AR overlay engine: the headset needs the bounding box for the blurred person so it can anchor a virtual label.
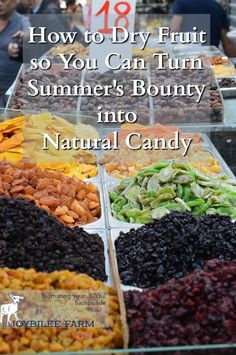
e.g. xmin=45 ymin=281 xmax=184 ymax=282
xmin=32 ymin=0 xmax=61 ymax=14
xmin=65 ymin=1 xmax=84 ymax=26
xmin=65 ymin=0 xmax=77 ymax=13
xmin=17 ymin=0 xmax=36 ymax=14
xmin=0 ymin=0 xmax=30 ymax=107
xmin=65 ymin=0 xmax=83 ymax=23
xmin=170 ymin=0 xmax=236 ymax=57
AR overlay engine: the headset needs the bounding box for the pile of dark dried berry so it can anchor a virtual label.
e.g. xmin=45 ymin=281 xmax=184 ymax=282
xmin=115 ymin=212 xmax=236 ymax=288
xmin=125 ymin=259 xmax=236 ymax=348
xmin=0 ymin=197 xmax=107 ymax=281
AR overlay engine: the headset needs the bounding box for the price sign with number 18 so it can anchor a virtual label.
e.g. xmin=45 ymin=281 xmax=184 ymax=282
xmin=90 ymin=0 xmax=136 ymax=72
xmin=96 ymin=1 xmax=132 ymax=34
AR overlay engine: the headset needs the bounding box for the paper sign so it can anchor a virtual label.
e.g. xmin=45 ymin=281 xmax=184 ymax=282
xmin=90 ymin=0 xmax=136 ymax=72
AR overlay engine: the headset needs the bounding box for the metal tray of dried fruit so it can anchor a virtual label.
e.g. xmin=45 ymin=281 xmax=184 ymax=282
xmin=104 ymin=145 xmax=236 ymax=229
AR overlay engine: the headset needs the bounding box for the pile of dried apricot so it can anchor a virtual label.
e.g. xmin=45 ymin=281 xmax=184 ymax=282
xmin=0 ymin=160 xmax=100 ymax=226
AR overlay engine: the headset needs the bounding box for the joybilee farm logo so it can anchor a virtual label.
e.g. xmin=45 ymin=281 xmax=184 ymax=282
xmin=0 ymin=291 xmax=108 ymax=328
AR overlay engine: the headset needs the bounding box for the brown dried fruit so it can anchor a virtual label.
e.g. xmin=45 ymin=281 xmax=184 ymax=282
xmin=0 ymin=161 xmax=101 ymax=226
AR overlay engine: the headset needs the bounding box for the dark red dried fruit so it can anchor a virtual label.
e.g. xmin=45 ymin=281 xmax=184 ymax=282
xmin=125 ymin=259 xmax=236 ymax=349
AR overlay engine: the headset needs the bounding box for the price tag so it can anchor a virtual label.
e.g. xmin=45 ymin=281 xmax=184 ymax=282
xmin=90 ymin=0 xmax=136 ymax=73
xmin=93 ymin=0 xmax=134 ymax=34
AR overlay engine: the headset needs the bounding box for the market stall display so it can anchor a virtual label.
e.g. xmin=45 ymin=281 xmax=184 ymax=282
xmin=0 ymin=44 xmax=236 ymax=355
xmin=0 ymin=111 xmax=234 ymax=353
xmin=0 ymin=13 xmax=236 ymax=353
xmin=0 ymin=268 xmax=122 ymax=353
